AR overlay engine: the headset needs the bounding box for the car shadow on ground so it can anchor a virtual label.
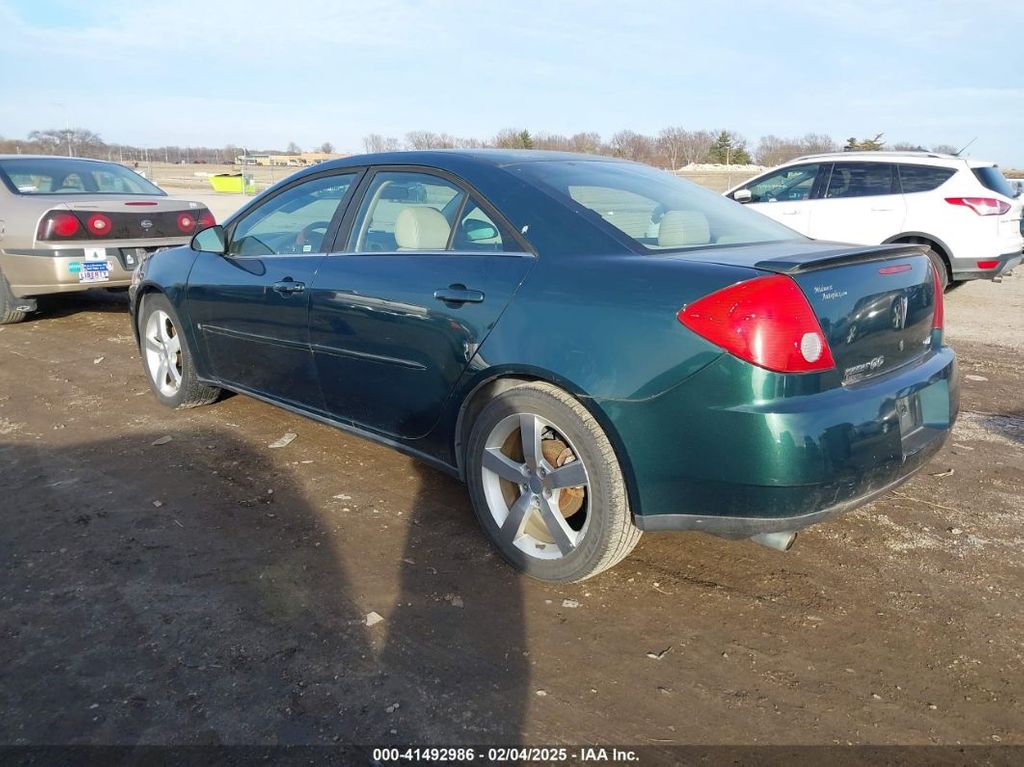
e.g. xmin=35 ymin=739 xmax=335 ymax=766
xmin=21 ymin=289 xmax=135 ymax=326
xmin=0 ymin=430 xmax=529 ymax=745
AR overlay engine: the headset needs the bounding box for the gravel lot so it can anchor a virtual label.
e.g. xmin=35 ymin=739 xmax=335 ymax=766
xmin=1 ymin=260 xmax=1021 ymax=748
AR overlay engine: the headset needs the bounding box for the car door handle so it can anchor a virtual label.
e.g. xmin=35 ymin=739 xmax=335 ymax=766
xmin=871 ymin=207 xmax=894 ymax=212
xmin=434 ymin=285 xmax=484 ymax=304
xmin=272 ymin=279 xmax=306 ymax=296
xmin=780 ymin=209 xmax=801 ymax=215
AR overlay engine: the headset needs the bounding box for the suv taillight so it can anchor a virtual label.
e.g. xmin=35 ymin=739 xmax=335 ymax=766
xmin=677 ymin=275 xmax=835 ymax=374
xmin=945 ymin=197 xmax=1011 ymax=216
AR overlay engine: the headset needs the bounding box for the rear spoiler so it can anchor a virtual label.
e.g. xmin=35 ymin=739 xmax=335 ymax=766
xmin=754 ymin=243 xmax=929 ymax=274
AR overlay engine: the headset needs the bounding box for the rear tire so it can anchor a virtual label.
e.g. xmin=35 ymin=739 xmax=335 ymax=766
xmin=0 ymin=269 xmax=27 ymax=325
xmin=465 ymin=381 xmax=641 ymax=582
xmin=138 ymin=292 xmax=220 ymax=409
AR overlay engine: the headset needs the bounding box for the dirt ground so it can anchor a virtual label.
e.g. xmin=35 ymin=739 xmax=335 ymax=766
xmin=1 ymin=269 xmax=1022 ymax=750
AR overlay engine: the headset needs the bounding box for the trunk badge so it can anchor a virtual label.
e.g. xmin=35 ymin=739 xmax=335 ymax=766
xmin=140 ymin=219 xmax=153 ymax=230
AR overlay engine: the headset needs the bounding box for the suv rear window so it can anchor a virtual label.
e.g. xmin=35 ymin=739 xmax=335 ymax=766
xmin=972 ymin=166 xmax=1016 ymax=198
xmin=898 ymin=164 xmax=955 ymax=193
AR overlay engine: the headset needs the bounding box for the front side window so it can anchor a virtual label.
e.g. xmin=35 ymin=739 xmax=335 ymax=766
xmin=518 ymin=160 xmax=801 ymax=251
xmin=348 ymin=171 xmax=466 ymax=252
xmin=825 ymin=162 xmax=896 ymax=198
xmin=745 ymin=164 xmax=824 ymax=203
xmin=0 ymin=158 xmax=165 ymax=196
xmin=228 ymin=173 xmax=356 ymax=256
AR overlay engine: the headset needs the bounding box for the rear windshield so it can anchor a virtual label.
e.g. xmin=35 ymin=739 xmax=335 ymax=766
xmin=972 ymin=166 xmax=1016 ymax=198
xmin=0 ymin=158 xmax=165 ymax=196
xmin=517 ymin=160 xmax=802 ymax=251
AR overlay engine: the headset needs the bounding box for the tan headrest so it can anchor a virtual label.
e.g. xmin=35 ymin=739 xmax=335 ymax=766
xmin=395 ymin=207 xmax=450 ymax=250
xmin=658 ymin=210 xmax=710 ymax=247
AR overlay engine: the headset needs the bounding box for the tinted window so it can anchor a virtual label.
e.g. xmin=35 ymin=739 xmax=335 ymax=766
xmin=349 ymin=171 xmax=465 ymax=252
xmin=972 ymin=166 xmax=1016 ymax=198
xmin=898 ymin=164 xmax=955 ymax=193
xmin=518 ymin=160 xmax=801 ymax=251
xmin=825 ymin=162 xmax=896 ymax=198
xmin=744 ymin=164 xmax=822 ymax=203
xmin=0 ymin=158 xmax=165 ymax=195
xmin=228 ymin=173 xmax=355 ymax=256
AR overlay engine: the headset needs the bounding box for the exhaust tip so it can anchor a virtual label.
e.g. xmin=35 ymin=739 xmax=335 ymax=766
xmin=750 ymin=531 xmax=798 ymax=551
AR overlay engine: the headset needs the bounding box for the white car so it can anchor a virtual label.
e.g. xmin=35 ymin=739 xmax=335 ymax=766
xmin=725 ymin=151 xmax=1024 ymax=288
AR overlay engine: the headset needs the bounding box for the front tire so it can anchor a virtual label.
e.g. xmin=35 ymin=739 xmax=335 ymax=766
xmin=465 ymin=382 xmax=641 ymax=582
xmin=138 ymin=292 xmax=220 ymax=409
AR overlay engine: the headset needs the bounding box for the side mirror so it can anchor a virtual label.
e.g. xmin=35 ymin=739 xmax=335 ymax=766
xmin=191 ymin=224 xmax=227 ymax=254
xmin=733 ymin=189 xmax=753 ymax=204
xmin=463 ymin=218 xmax=499 ymax=242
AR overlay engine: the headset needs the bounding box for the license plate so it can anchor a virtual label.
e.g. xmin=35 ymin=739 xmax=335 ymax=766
xmin=896 ymin=393 xmax=923 ymax=438
xmin=79 ymin=260 xmax=112 ymax=283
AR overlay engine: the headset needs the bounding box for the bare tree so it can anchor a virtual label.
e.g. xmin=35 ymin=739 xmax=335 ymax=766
xmin=319 ymin=141 xmax=335 ymax=154
xmin=657 ymin=126 xmax=690 ymax=169
xmin=286 ymin=141 xmax=301 ymax=154
xmin=363 ymin=134 xmax=402 ymax=153
xmin=568 ymin=132 xmax=603 ymax=154
xmin=931 ymin=143 xmax=958 ymax=155
xmin=404 ymin=131 xmax=445 ymax=149
xmin=800 ymin=133 xmax=836 ymax=155
xmin=492 ymin=128 xmax=532 ymax=149
xmin=677 ymin=129 xmax=715 ymax=166
xmin=610 ymin=130 xmax=654 ymax=163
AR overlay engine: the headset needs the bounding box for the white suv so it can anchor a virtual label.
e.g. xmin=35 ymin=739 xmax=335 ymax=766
xmin=725 ymin=151 xmax=1024 ymax=288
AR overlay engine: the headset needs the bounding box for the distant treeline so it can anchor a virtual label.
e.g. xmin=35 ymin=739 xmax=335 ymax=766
xmin=1 ymin=127 xmax=960 ymax=170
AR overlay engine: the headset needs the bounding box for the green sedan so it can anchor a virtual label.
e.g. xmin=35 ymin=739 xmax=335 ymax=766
xmin=129 ymin=150 xmax=958 ymax=582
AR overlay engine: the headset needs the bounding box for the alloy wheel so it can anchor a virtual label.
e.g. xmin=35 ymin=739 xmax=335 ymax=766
xmin=479 ymin=412 xmax=591 ymax=560
xmin=144 ymin=309 xmax=183 ymax=397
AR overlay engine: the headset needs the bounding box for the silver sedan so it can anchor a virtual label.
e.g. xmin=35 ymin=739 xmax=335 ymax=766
xmin=0 ymin=155 xmax=215 ymax=323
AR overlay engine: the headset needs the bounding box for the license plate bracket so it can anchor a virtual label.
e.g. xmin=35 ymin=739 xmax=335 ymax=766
xmin=78 ymin=260 xmax=111 ymax=284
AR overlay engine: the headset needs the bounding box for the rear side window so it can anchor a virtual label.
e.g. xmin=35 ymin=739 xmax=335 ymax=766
xmin=972 ymin=166 xmax=1016 ymax=198
xmin=898 ymin=164 xmax=955 ymax=193
xmin=825 ymin=163 xmax=897 ymax=198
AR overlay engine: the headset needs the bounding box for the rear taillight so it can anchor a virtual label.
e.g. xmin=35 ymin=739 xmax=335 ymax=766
xmin=197 ymin=210 xmax=216 ymax=229
xmin=176 ymin=213 xmax=196 ymax=234
xmin=931 ymin=263 xmax=944 ymax=331
xmin=86 ymin=213 xmax=112 ymax=237
xmin=945 ymin=197 xmax=1011 ymax=216
xmin=677 ymin=275 xmax=835 ymax=374
xmin=976 ymin=260 xmax=1000 ymax=270
xmin=37 ymin=211 xmax=82 ymax=240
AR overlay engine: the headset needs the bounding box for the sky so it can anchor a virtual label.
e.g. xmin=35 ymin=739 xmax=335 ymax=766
xmin=1 ymin=0 xmax=1022 ymax=165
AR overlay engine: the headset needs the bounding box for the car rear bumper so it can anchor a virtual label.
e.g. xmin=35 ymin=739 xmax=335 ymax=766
xmin=0 ymin=242 xmax=184 ymax=298
xmin=597 ymin=345 xmax=959 ymax=536
xmin=950 ymin=249 xmax=1022 ymax=281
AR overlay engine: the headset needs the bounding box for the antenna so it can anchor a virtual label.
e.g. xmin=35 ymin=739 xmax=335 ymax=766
xmin=953 ymin=137 xmax=977 ymax=156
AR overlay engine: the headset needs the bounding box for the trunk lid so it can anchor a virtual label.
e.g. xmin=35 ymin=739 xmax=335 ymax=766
xmin=671 ymin=242 xmax=939 ymax=383
xmin=754 ymin=244 xmax=936 ymax=383
xmin=41 ymin=196 xmax=212 ymax=241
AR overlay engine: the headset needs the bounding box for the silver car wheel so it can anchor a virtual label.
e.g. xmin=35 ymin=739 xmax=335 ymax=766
xmin=143 ymin=309 xmax=183 ymax=397
xmin=480 ymin=412 xmax=591 ymax=560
